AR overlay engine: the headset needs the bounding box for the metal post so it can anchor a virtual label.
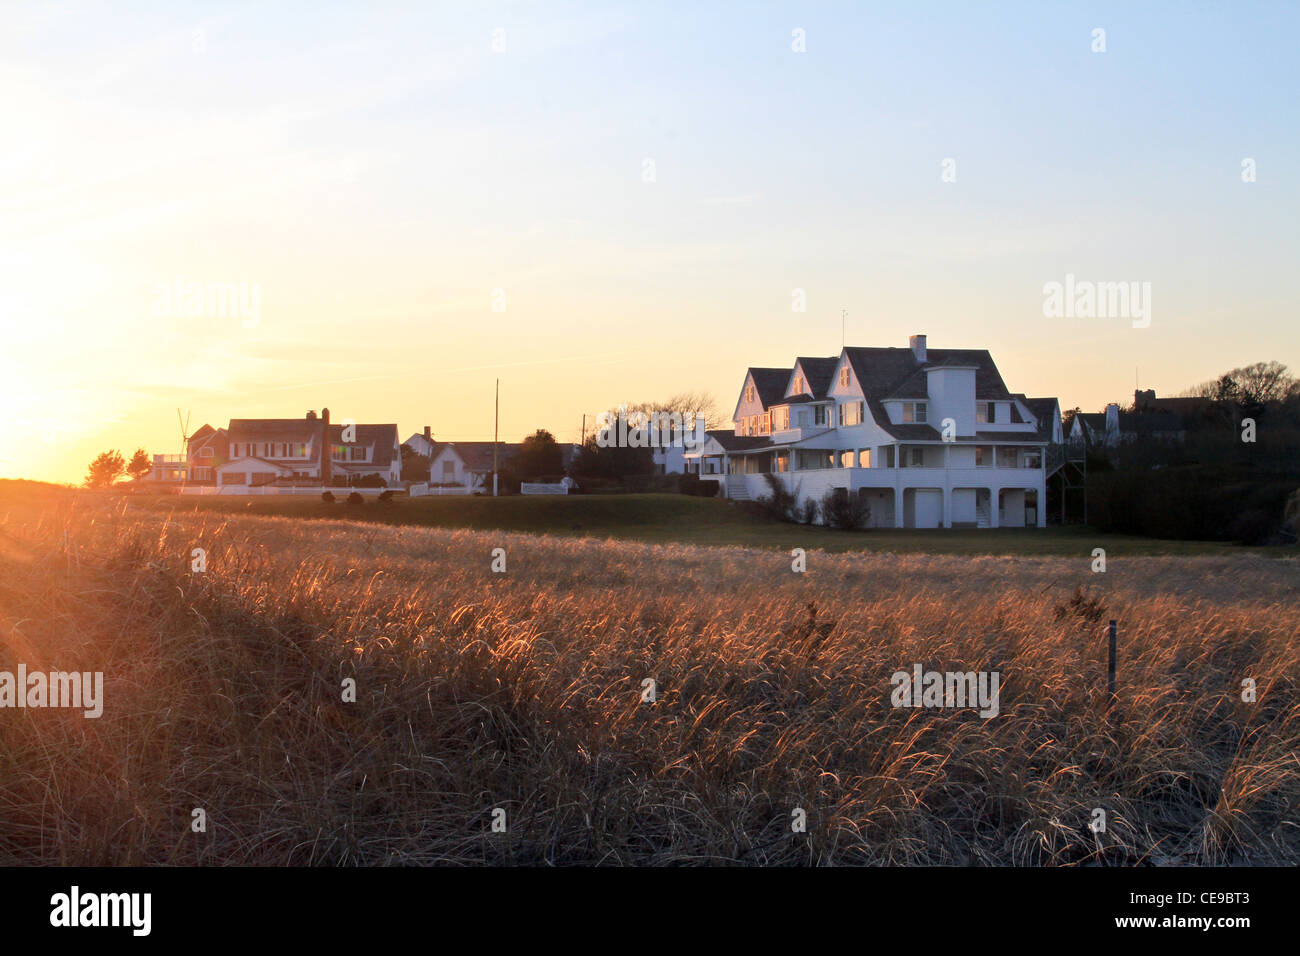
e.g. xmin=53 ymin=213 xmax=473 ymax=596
xmin=1107 ymin=619 xmax=1117 ymax=700
xmin=493 ymin=378 xmax=499 ymax=497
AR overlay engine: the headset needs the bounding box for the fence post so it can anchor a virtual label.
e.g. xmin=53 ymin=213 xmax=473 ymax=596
xmin=1106 ymin=619 xmax=1117 ymax=701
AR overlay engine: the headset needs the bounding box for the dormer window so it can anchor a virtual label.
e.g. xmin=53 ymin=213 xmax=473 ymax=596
xmin=902 ymin=402 xmax=927 ymax=423
xmin=839 ymin=366 xmax=851 ymax=387
xmin=977 ymin=402 xmax=995 ymax=424
xmin=793 ymin=375 xmax=805 ymax=395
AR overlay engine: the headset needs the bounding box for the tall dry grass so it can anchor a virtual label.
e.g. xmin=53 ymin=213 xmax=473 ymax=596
xmin=0 ymin=488 xmax=1297 ymax=865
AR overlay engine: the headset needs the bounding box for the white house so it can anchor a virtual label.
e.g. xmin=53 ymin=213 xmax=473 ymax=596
xmin=423 ymin=440 xmax=581 ymax=491
xmin=403 ymin=426 xmax=437 ymax=458
xmin=212 ymin=409 xmax=400 ymax=491
xmin=689 ymin=335 xmax=1064 ymax=528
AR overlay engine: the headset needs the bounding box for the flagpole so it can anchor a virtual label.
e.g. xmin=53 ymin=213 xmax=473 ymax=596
xmin=493 ymin=378 xmax=499 ymax=497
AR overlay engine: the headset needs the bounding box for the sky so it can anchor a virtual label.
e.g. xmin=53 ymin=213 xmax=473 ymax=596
xmin=1 ymin=0 xmax=1296 ymax=483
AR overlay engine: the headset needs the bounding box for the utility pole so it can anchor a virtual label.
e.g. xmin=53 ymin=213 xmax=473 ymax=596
xmin=581 ymin=413 xmax=586 ymax=446
xmin=493 ymin=378 xmax=499 ymax=497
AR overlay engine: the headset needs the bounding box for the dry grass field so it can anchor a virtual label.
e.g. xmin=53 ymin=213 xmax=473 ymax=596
xmin=1 ymin=484 xmax=1297 ymax=865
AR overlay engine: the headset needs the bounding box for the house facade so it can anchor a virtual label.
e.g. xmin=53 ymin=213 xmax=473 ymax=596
xmin=423 ymin=440 xmax=581 ymax=492
xmin=687 ymin=335 xmax=1064 ymax=528
xmin=145 ymin=410 xmax=399 ymax=492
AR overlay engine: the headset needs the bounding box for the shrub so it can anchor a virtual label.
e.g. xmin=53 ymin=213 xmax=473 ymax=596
xmin=756 ymin=473 xmax=798 ymax=522
xmin=820 ymin=487 xmax=869 ymax=529
xmin=679 ymin=474 xmax=720 ymax=498
xmin=800 ymin=497 xmax=819 ymax=525
xmin=378 ymin=490 xmax=395 ymax=504
xmin=346 ymin=492 xmax=364 ymax=506
xmin=353 ymin=474 xmax=387 ymax=488
xmin=321 ymin=491 xmax=335 ymax=503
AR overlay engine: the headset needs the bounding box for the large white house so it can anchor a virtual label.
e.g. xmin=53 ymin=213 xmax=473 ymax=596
xmin=687 ymin=335 xmax=1064 ymax=528
xmin=142 ymin=409 xmax=401 ymax=493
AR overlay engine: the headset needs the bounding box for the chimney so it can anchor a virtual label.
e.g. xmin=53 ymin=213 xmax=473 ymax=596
xmin=320 ymin=407 xmax=332 ymax=487
xmin=423 ymin=425 xmax=431 ymax=442
xmin=909 ymin=334 xmax=927 ymax=363
xmin=1135 ymin=388 xmax=1156 ymax=409
xmin=306 ymin=410 xmax=317 ymax=421
xmin=1105 ymin=402 xmax=1120 ymax=441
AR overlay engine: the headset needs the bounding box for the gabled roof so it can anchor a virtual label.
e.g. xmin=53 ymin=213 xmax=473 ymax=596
xmin=1023 ymin=397 xmax=1062 ymax=443
xmin=228 ymin=418 xmax=320 ymax=442
xmin=430 ymin=441 xmax=520 ymax=472
xmin=840 ymin=346 xmax=1012 ymax=440
xmin=326 ymin=423 xmax=399 ymax=466
xmin=745 ymin=368 xmax=790 ymax=410
xmin=792 ymin=357 xmax=839 ymax=398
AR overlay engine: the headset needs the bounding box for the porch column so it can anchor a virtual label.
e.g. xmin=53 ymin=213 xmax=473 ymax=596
xmin=894 ymin=487 xmax=905 ymax=529
xmin=990 ymin=487 xmax=1000 ymax=528
xmin=942 ymin=444 xmax=952 ymax=528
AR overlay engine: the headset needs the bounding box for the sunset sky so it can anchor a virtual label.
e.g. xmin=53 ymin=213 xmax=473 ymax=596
xmin=2 ymin=0 xmax=1296 ymax=484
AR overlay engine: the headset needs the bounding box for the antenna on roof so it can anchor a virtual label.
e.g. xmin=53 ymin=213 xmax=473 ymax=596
xmin=841 ymin=309 xmax=847 ymax=347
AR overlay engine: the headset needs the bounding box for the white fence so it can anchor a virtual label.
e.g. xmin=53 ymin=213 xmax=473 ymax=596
xmin=520 ymin=482 xmax=570 ymax=495
xmin=408 ymin=482 xmax=474 ymax=497
xmin=181 ymin=485 xmax=395 ymax=497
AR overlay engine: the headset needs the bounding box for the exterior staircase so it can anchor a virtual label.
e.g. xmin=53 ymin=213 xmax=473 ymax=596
xmin=976 ymin=500 xmax=991 ymax=528
xmin=726 ymin=475 xmax=752 ymax=501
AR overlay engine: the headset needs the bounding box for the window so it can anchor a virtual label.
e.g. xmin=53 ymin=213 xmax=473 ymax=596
xmin=901 ymin=402 xmax=927 ymax=423
xmin=858 ymin=449 xmax=871 ymax=468
xmin=793 ymin=375 xmax=804 ymax=395
xmin=745 ymin=384 xmax=755 ymax=404
xmin=839 ymin=366 xmax=850 ymax=387
xmin=977 ymin=402 xmax=995 ymax=424
xmin=200 ymin=447 xmax=213 ymax=458
xmin=814 ymin=405 xmax=827 ymax=426
xmin=775 ymin=407 xmax=789 ymax=430
xmin=761 ymin=412 xmax=771 ymax=435
xmin=442 ymin=461 xmax=455 ymax=478
xmin=840 ymin=401 xmax=864 ymax=426
xmin=909 ymin=448 xmax=924 ymax=468
xmin=839 ymin=451 xmax=854 ymax=468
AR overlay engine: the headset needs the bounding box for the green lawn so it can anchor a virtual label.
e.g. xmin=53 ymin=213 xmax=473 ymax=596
xmin=124 ymin=491 xmax=1277 ymax=556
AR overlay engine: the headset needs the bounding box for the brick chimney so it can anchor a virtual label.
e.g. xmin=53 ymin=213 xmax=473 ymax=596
xmin=909 ymin=334 xmax=927 ymax=363
xmin=320 ymin=407 xmax=332 ymax=487
xmin=423 ymin=425 xmax=432 ymax=442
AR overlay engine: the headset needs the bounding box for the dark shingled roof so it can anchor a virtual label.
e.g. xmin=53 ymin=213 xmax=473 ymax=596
xmin=430 ymin=441 xmax=520 ymax=473
xmin=747 ymin=368 xmax=792 ymax=410
xmin=842 ymin=347 xmax=1012 ymax=440
xmin=327 ymin=423 xmax=399 ymax=466
xmin=706 ymin=430 xmax=774 ymax=452
xmin=228 ymin=418 xmax=319 ymax=441
xmin=1117 ymin=410 xmax=1184 ymax=434
xmin=1023 ymin=398 xmax=1062 ymax=443
xmin=793 ymin=357 xmax=839 ymax=399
